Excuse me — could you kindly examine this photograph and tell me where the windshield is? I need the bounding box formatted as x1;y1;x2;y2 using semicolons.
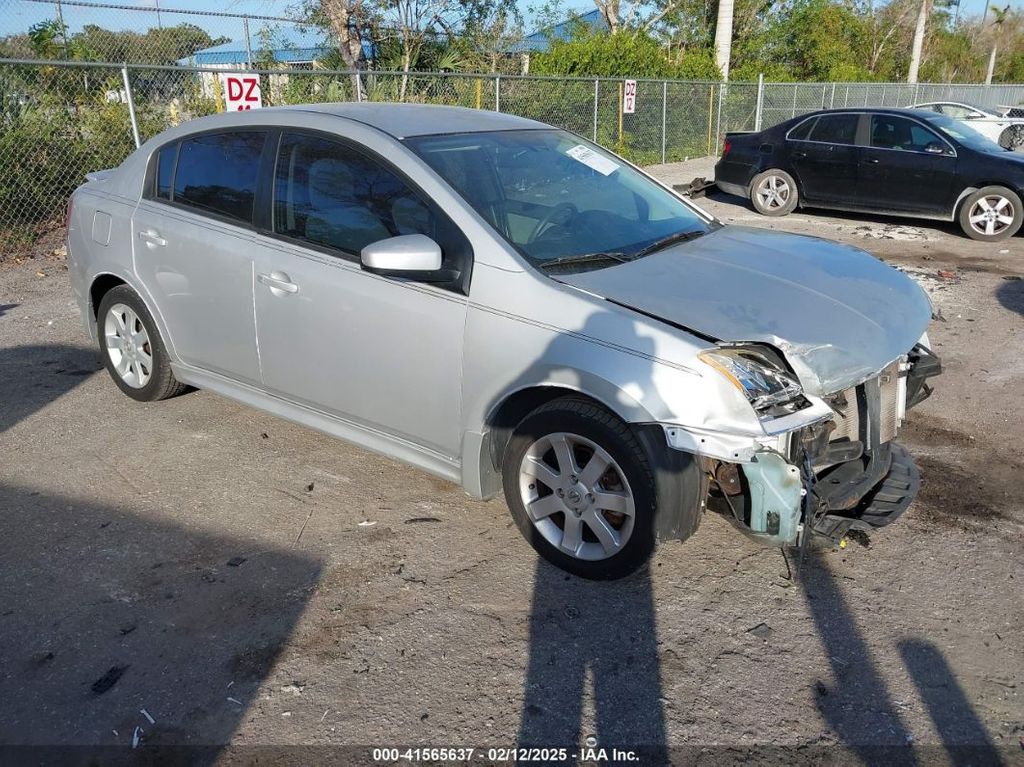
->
404;129;712;266
922;112;1006;153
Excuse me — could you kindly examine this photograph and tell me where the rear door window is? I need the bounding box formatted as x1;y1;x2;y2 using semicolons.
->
172;131;266;223
808;114;859;145
788;117;816;141
155;144;176;200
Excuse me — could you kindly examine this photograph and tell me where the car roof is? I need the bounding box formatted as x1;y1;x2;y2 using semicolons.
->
247;102;548;138
788;107;945;122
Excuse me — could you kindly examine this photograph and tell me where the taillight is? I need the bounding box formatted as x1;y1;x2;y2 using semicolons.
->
722;140;731;157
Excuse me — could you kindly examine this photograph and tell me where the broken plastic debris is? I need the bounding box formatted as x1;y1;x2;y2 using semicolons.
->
358;520;377;527
227;696;243;705
140;709;155;725
132;726;142;749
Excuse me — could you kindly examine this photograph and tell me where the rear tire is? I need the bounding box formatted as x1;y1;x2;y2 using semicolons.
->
96;285;187;402
502;397;660;580
998;125;1024;151
750;169;799;216
958;186;1023;242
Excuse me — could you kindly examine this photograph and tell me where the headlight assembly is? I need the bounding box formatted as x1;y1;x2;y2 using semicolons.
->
699;346;806;417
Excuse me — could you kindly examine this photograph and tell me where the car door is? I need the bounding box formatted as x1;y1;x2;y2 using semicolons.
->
132;130;266;386
252;131;470;458
787;113;861;205
858;114;957;214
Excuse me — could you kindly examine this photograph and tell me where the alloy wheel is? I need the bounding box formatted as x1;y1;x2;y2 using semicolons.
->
756;175;791;210
104;303;153;388
517;432;636;561
968;195;1016;238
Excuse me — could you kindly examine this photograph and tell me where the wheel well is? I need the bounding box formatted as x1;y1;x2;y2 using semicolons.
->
89;274;126;319
486;387;613;471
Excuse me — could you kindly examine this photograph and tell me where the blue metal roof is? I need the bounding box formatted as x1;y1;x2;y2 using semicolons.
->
511;9;608;53
180;28;372;65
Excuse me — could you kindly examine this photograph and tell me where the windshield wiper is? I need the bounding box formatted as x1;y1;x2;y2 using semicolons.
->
537;251;631;271
632;228;706;258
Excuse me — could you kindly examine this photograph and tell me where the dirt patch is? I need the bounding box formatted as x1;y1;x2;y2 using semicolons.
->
903;420;978;449
914;455;1014;531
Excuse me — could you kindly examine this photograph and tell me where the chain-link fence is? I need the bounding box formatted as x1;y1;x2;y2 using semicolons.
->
758;81;1024;127
3;55;1024;254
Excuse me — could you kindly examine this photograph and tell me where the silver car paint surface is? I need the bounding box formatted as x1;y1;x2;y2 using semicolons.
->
556;225;932;395
67;103;932;501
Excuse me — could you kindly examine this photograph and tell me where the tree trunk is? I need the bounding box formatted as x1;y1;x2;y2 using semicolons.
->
986;43;997;85
907;0;931;84
321;0;367;70
713;0;734;80
598;0;620;34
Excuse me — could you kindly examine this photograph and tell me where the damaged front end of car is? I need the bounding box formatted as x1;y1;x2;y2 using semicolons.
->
700;343;942;548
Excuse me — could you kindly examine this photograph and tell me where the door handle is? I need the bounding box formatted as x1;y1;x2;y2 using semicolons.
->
138;229;166;247
864;157;881;164
257;271;299;294
792;151;807;158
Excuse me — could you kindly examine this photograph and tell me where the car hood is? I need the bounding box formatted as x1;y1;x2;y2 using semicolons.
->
555;226;932;395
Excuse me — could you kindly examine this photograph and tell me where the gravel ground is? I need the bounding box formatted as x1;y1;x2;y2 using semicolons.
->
0;160;1022;762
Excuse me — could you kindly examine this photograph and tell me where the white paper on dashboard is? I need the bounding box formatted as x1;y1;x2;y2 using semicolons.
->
565;144;619;176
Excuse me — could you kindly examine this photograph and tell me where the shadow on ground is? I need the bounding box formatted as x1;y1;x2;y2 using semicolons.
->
0;342;321;757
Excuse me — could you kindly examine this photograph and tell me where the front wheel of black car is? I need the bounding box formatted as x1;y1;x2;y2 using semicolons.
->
958;186;1023;242
750;169;799;217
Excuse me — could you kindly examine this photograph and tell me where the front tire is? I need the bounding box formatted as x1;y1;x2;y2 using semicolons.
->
502;397;660;580
750;169;799;216
958;186;1023;242
96;285;187;402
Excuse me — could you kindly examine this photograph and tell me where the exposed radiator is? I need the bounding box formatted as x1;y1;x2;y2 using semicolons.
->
828;361;903;448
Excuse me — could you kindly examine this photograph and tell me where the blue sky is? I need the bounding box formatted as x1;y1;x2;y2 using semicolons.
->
0;0;1015;43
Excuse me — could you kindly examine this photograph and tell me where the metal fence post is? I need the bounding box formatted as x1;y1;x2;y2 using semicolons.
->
791;84;798;119
592;79;599;141
243;17;253;69
754;73;764;132
121;64;140;148
830;82;836;108
715;83;724;152
495;75;500;112
661;80;667;164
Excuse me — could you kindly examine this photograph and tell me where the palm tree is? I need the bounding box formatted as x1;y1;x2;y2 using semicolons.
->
985;4;1010;85
907;0;933;84
713;0;734;80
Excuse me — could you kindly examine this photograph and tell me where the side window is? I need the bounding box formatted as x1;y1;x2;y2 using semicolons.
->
871;115;946;152
808;114;858;145
941;104;971;118
155;144;176;200
273;132;436;255
172;131;266;223
788;117;816;141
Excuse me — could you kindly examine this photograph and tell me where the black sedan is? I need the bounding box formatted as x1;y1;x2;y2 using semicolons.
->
714;108;1024;241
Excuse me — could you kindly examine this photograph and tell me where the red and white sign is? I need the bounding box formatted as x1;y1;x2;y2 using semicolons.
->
623;79;637;114
220;73;262;111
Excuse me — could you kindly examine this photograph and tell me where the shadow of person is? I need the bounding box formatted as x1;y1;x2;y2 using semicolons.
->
0;343;102;434
995;277;1024;318
802;547;917;765
899;639;1004;766
510;310;674;763
518;560;666;763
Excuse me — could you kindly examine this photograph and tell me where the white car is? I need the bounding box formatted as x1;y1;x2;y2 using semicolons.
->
912;101;1024;150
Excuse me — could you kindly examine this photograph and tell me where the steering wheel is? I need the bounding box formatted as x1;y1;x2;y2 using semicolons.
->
528;202;577;243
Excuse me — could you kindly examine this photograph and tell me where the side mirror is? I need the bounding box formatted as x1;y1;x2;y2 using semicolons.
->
924;142;947;155
360;234;458;283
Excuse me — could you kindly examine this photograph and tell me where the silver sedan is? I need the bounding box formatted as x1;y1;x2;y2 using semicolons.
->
67;104;940;579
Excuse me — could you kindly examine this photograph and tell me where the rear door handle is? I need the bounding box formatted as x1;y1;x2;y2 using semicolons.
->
138;229;166;247
257;271;299;295
864;157;881;164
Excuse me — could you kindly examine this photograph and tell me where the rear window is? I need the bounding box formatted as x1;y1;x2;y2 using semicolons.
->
171;131;266;223
809;114;858;145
